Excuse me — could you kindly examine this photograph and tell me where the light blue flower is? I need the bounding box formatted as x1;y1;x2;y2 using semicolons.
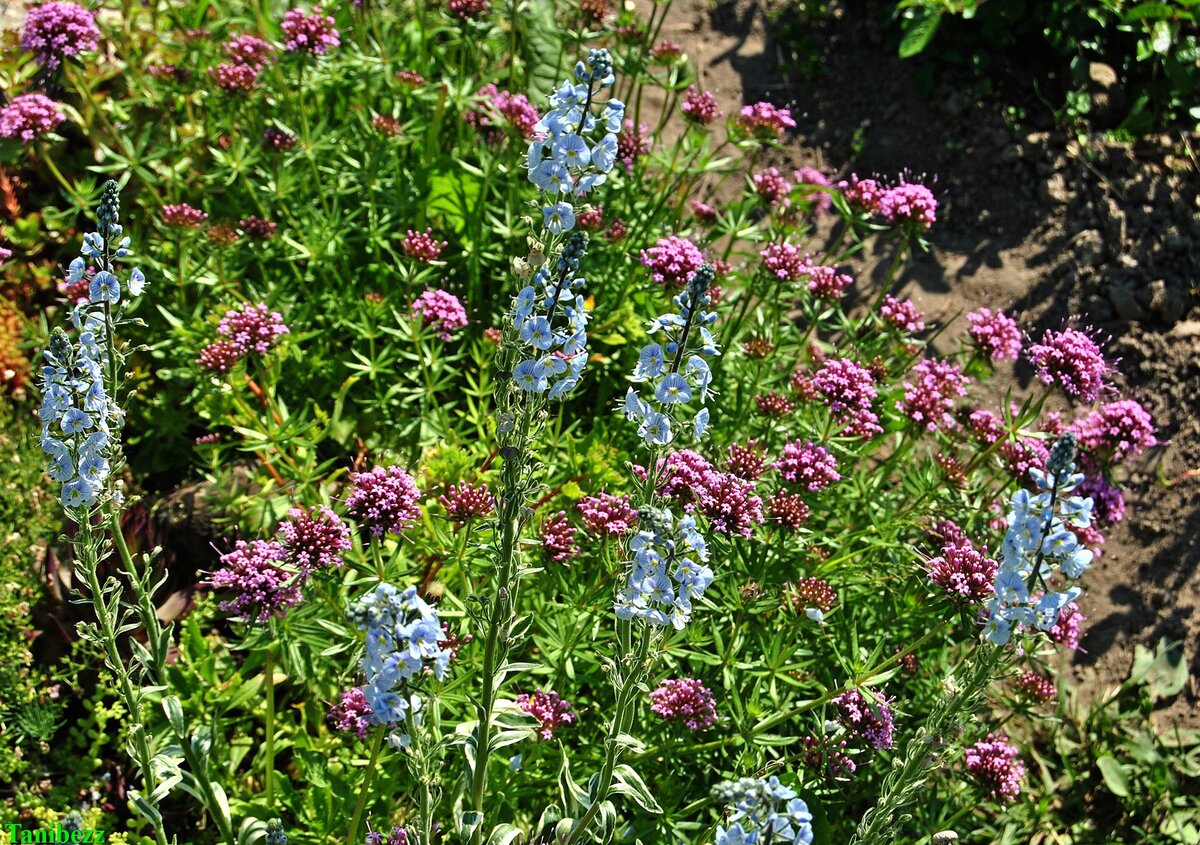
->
520;316;554;350
638;412;673;445
633;344;665;381
530;160;571;193
543;202;575;234
693;407;710;440
66;257;86;283
128;267;147;296
655;373;692;405
553;134;591;168
513;359;548;393
60;476;97;509
60;407;93;435
89;271;120;305
591;134;618;172
514;286;537;320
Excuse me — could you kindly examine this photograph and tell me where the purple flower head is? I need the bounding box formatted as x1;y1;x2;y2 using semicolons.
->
517;689;576;740
965;733;1025;802
197;340;242;374
769;490;810;531
927;531;997;605
839;174;886;215
966;308;1022;361
803;261;854;300
411;289;469;341
210;62;260;93
344;466;423;538
438;481;495;523
217;302;290;355
224;34;274;68
696;470;764;538
578;491;638;538
263;127;296;151
278;505;351;574
760;242;806;282
812;358;881;437
788;577;835;615
328;687;373;739
752;167;792;206
879;295;925;334
402;228;447;262
735;101;795;139
239;215;278;240
540;511;578;563
208;539;301;621
774;440;840;491
878;180;937;229
22;2;99;69
616;119;651;171
833;688;895;750
448;0;490;20
1028;327;1111;403
650;678;718;730
1071;399;1156;463
898;358;970;432
1049;601;1085;651
1076;475;1125;525
725;441;770;481
465;83;541;141
281;6;340;56
640;235;704;289
161;203;208;228
1016;671;1056;703
0;94;65;143
681;87;720;126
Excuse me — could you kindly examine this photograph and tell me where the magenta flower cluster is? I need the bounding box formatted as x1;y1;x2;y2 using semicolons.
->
898;358;970;432
641;234;705;288
1049;601;1085;651
21;1;99;69
411;289;469;340
280;6;340;56
926;521;997;605
447;0;491;20
879;295;925;334
966;307;1023;361
516;689;576;740
752;167;792;206
161;203;209;228
578;492;638;538
208;539;300;621
466;84;541;141
344;465;423;538
217;301;290;355
1072;399;1156;462
0;94;65;143
1028;327;1111;403
725;441;770;480
802;261;854;300
655;451;765;538
735;101;796;139
1016;671;1057;703
812;358;881;437
402;228;447;263
540;511;578;563
681;87;720;125
965;733;1025;802
617;120;651;171
328;687;373;739
278;505;351;574
649;678;718;730
774;441;840;491
833;689;895;750
439;481;495;523
877;180;937;229
761;242;807;282
794;167;833;214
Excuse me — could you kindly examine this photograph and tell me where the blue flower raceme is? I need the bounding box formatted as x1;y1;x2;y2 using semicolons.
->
712;776;815;845
984;433;1094;645
614;505;713;630
349;583;452;745
38;180;146;513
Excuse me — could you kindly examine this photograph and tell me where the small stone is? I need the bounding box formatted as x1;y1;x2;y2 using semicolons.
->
1147;279;1188;324
1087;62;1125;127
1102;197;1127;249
1039;172;1070;205
1072;229;1105;268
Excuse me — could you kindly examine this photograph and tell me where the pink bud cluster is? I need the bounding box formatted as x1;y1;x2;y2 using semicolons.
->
578;492;638;538
640;235;705;289
411;289;469;340
517;689;576;740
966;308;1023;361
402;228;447;263
343;465;423;537
898;358;971;432
965;733;1025;802
650;678;718;730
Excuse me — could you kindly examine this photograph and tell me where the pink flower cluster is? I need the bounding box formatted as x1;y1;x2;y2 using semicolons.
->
654;451;765;538
540;511;578;563
755;391;795;418
217;302;290;354
208;539;300;621
879;295;925;334
681;87;720;125
1049;601;1085;650
1077;475;1125;524
402;228;447;263
263;127;296;151
760;242;806;282
439;481;495;522
812;358;881;437
277;505;351;573
691;201;719;224
239;215;277;239
794;167;832;214
343;465;423;537
281;6;340;56
411;289;468;340
517;689;576;740
0;94;65;143
21;1;99;69
769;490;810;530
617;120;651;171
650;678;718;730
735;101;796;139
447;0;491;20
965;733;1025;802
833;689;895;750
926;522;997;605
640;235;705;288
967;307;1023;361
196;340;241;374
802;261;854;300
1072;399;1156;463
898;358;970;432
225;34;274;67
328;687;373;738
578;492;637;538
1029;327;1111;403
161;203;209;228
466;84;540;141
774;441;840;491
648;40;683;62
725;441;770;480
789;577;836;614
752;167;792;206
877;180;937;229
210;62;259;93
1016;671;1057;703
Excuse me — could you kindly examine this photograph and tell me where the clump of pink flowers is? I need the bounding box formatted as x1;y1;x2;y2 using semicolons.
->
788;577;836;618
691;200;719;224
466;84;540;141
161;203;209;228
648;39;683;62
681;87;720;126
217;302;290;355
1028;327;1111;403
650;678;718;730
540;511;578;563
833;689;895;750
967;307;1023;361
641;235;705;289
263;127;296;151
277;505;351;573
517;690;576;740
0;94;65;143
578;492;637;538
879;295;925;334
402;228;447;263
344;465;423;537
755;391;796;418
1049;601;1085;650
802;260;854;300
725;441;770;481
735;101;796;139
769;491;811;531
878;179;937;229
280;6;340;56
411;289;468;340
774;441;840;491
1072;399;1156;463
1016;671;1057;703
752;167;792;206
224;33;274;67
812;358;881;437
965;733;1025;802
794;167;832;214
448;0;490;20
239;215;278;240
21;1;99;69
696;471;764;538
898;358;971;432
197;340;242;374
761;242;806;282
439;481;495;523
926;524;997;605
208;539;300;621
210;63;260;93
328;687;374;738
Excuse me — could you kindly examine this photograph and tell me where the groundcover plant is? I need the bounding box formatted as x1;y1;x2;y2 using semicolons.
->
0;0;1173;844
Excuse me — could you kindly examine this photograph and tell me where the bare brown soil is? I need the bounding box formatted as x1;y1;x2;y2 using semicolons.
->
665;0;1200;726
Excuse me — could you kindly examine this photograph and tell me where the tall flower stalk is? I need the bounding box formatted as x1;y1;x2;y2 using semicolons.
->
465;49;622;841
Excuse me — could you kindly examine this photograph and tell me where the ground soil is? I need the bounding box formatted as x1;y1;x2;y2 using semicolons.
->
662;0;1200;726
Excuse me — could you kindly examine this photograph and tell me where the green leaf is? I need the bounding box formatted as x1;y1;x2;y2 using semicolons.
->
610;764;663;813
899;9;943;58
1096;754;1130;797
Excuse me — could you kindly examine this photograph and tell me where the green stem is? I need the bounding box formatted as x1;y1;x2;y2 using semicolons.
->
349;728;386;843
264;641;276;807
